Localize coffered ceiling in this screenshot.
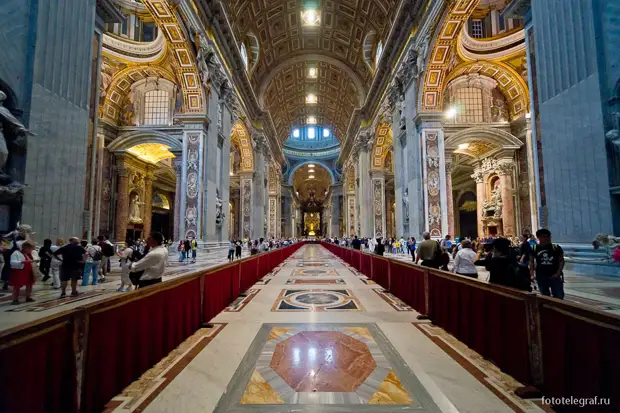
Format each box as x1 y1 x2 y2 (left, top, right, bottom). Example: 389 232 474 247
292 163 332 202
225 0 399 142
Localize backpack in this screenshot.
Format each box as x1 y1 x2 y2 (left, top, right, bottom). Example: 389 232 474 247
129 246 145 286
90 247 103 262
101 242 114 257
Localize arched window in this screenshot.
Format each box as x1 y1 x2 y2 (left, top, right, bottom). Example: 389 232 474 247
240 43 249 70
452 87 484 123
144 90 170 125
375 41 383 67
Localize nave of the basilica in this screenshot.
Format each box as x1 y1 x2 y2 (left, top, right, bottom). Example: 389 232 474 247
1 0 620 412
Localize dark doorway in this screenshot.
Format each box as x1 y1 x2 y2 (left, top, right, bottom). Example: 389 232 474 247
152 212 171 240
458 191 477 239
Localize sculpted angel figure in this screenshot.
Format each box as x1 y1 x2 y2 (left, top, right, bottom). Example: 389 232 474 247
0 91 34 186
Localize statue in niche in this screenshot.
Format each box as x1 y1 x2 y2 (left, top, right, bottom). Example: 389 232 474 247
482 180 502 219
491 97 508 122
215 188 225 227
119 93 137 126
0 91 34 193
415 35 430 79
128 193 144 224
403 188 410 221
174 86 183 115
606 112 620 148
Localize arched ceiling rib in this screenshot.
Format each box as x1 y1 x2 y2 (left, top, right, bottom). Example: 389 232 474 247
226 0 399 142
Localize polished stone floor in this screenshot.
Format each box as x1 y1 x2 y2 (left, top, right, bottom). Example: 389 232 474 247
105 245 547 413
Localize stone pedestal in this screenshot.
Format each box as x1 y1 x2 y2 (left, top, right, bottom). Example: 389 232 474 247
114 165 130 242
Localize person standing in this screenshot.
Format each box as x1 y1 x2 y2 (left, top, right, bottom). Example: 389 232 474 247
374 238 385 256
53 237 85 297
130 232 168 289
191 237 197 263
416 232 440 268
183 238 191 263
98 235 115 282
82 239 102 286
530 229 565 299
453 239 478 278
227 240 235 262
38 239 53 282
235 240 242 259
351 236 361 250
118 240 135 292
49 238 64 289
9 241 39 304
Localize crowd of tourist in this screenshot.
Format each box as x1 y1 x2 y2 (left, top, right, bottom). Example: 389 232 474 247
324 228 565 300
0 232 169 304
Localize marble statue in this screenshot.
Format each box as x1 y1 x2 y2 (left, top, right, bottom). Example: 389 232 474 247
215 189 225 227
605 112 620 148
403 188 409 221
592 233 620 260
491 98 508 122
482 182 502 219
0 91 34 193
128 194 144 224
414 35 430 79
197 36 215 91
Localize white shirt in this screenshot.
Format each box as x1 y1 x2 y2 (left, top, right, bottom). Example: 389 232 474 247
10 249 40 270
85 245 102 263
130 245 168 280
454 248 478 275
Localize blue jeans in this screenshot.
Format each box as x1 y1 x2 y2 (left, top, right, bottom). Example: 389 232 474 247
82 262 100 286
537 276 564 299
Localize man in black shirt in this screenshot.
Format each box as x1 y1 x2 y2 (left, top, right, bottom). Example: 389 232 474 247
54 237 86 298
351 236 361 250
530 229 564 299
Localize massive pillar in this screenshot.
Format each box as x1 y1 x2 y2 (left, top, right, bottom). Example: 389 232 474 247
239 171 253 239
357 137 373 237
330 184 343 237
251 132 268 239
142 169 154 240
394 127 408 237
114 163 130 242
177 115 208 240
405 85 424 238
173 156 183 241
472 169 486 238
445 155 454 237
219 100 233 243
371 170 387 239
417 113 448 239
498 160 516 237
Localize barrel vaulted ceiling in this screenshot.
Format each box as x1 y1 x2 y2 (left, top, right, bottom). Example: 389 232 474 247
225 0 399 142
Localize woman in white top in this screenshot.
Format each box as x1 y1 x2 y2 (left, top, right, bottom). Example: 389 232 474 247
117 240 135 292
49 238 65 289
453 239 478 278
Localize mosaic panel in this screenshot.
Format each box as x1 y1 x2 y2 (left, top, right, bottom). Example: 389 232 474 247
271 289 363 312
285 279 346 285
225 289 260 312
372 288 413 312
212 323 441 412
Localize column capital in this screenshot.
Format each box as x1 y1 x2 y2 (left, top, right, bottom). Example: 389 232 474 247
496 159 516 176
471 169 485 183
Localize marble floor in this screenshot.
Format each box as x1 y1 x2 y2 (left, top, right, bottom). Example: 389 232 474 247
0 248 250 332
106 245 547 413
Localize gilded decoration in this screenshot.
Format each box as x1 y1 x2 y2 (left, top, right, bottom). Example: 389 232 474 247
231 122 254 172
141 0 204 112
373 179 384 238
348 196 356 237
424 132 442 237
421 0 478 112
127 143 176 164
372 122 393 169
268 197 277 237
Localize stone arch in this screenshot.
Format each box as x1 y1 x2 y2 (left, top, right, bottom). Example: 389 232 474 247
231 121 254 172
362 30 378 72
444 61 530 119
287 161 336 185
371 121 393 169
108 129 183 153
141 0 204 113
102 65 178 125
445 126 523 156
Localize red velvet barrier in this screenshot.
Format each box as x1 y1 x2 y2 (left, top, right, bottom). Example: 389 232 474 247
0 316 78 413
204 264 238 322
371 255 390 288
427 272 530 384
360 252 371 277
350 249 361 271
540 301 620 413
239 256 259 292
82 277 201 413
389 261 426 314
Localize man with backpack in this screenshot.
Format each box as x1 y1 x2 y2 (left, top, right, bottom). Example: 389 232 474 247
83 239 102 286
98 235 115 282
530 228 564 299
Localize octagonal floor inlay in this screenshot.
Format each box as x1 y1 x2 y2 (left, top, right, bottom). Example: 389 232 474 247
212 323 444 412
271 289 364 312
271 331 376 393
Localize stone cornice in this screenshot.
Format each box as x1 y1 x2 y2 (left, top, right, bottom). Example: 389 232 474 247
339 0 430 164
194 0 285 166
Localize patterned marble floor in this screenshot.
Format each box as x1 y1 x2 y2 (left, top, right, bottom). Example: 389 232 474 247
107 245 547 413
0 248 250 332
